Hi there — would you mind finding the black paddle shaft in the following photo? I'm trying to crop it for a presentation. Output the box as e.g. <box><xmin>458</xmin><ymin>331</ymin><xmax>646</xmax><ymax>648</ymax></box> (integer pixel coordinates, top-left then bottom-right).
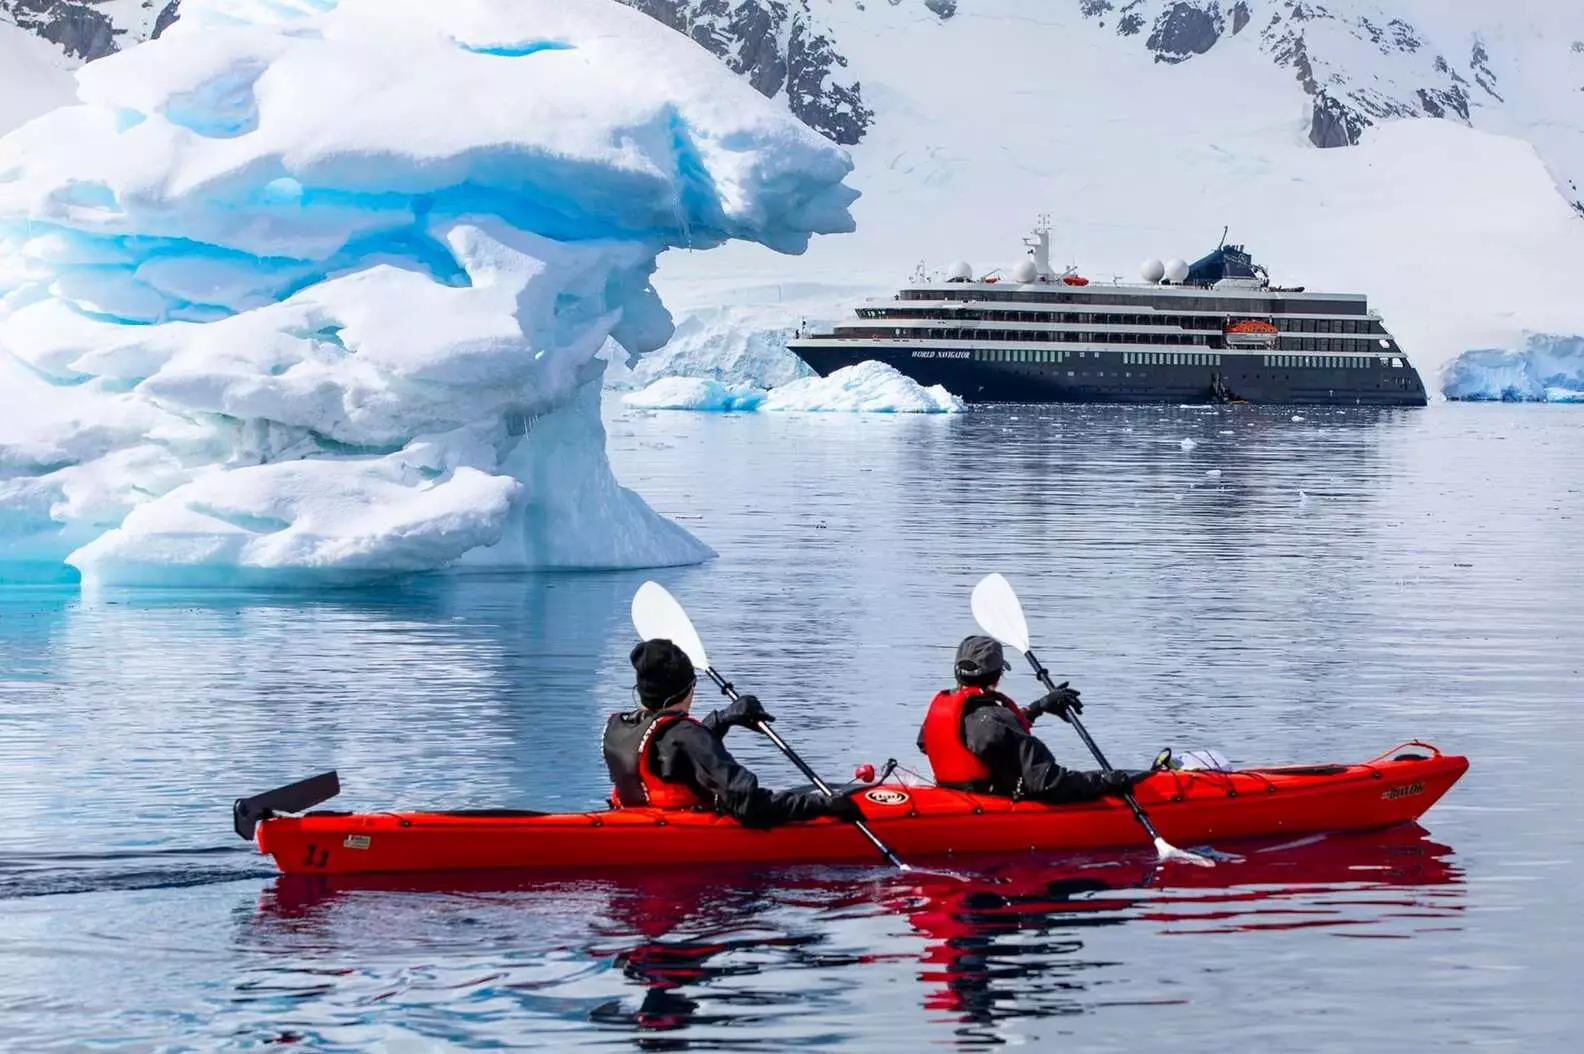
<box><xmin>1023</xmin><ymin>648</ymin><xmax>1166</xmax><ymax>844</ymax></box>
<box><xmin>704</xmin><ymin>667</ymin><xmax>909</xmax><ymax>871</ymax></box>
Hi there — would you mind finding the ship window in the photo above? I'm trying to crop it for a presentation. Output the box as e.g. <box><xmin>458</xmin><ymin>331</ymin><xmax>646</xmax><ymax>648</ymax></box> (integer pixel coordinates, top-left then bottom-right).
<box><xmin>1391</xmin><ymin>357</ymin><xmax>1403</xmax><ymax>368</ymax></box>
<box><xmin>1068</xmin><ymin>370</ymin><xmax>1075</xmax><ymax>377</ymax></box>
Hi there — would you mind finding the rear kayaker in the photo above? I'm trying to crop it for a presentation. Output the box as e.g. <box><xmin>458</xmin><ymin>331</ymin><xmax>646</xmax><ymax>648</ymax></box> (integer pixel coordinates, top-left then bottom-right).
<box><xmin>234</xmin><ymin>742</ymin><xmax>1466</xmax><ymax>877</ymax></box>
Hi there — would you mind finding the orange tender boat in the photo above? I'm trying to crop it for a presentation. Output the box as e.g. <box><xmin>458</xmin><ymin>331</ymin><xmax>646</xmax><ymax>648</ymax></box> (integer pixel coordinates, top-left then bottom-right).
<box><xmin>236</xmin><ymin>743</ymin><xmax>1466</xmax><ymax>876</ymax></box>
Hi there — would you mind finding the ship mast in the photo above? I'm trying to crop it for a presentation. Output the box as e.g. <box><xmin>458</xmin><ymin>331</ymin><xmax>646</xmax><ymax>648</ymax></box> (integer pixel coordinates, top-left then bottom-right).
<box><xmin>1023</xmin><ymin>213</ymin><xmax>1055</xmax><ymax>281</ymax></box>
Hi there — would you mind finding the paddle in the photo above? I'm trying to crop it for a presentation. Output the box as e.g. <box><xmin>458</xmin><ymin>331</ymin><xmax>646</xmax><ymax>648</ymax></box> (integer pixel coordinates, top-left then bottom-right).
<box><xmin>970</xmin><ymin>573</ymin><xmax>1219</xmax><ymax>868</ymax></box>
<box><xmin>630</xmin><ymin>580</ymin><xmax>914</xmax><ymax>873</ymax></box>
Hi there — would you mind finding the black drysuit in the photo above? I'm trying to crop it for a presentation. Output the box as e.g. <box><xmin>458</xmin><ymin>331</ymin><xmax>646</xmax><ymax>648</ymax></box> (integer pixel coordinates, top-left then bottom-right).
<box><xmin>916</xmin><ymin>696</ymin><xmax>1113</xmax><ymax>804</ymax></box>
<box><xmin>606</xmin><ymin>707</ymin><xmax>837</xmax><ymax>828</ymax></box>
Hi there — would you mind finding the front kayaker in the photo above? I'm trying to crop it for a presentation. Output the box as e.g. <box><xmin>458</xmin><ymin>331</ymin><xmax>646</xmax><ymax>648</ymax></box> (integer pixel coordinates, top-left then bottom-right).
<box><xmin>604</xmin><ymin>639</ymin><xmax>863</xmax><ymax>828</ymax></box>
<box><xmin>918</xmin><ymin>635</ymin><xmax>1147</xmax><ymax>803</ymax></box>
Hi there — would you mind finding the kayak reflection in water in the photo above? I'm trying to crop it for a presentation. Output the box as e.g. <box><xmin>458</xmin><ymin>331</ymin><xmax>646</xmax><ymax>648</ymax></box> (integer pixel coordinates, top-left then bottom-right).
<box><xmin>602</xmin><ymin>639</ymin><xmax>862</xmax><ymax>828</ymax></box>
<box><xmin>918</xmin><ymin>635</ymin><xmax>1150</xmax><ymax>803</ymax></box>
<box><xmin>903</xmin><ymin>825</ymin><xmax>1462</xmax><ymax>1039</ymax></box>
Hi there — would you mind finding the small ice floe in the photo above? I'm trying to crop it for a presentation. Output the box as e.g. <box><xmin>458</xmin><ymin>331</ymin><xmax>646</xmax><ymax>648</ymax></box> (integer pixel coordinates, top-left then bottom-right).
<box><xmin>1205</xmin><ymin>468</ymin><xmax>1222</xmax><ymax>477</ymax></box>
<box><xmin>1291</xmin><ymin>415</ymin><xmax>1306</xmax><ymax>422</ymax></box>
<box><xmin>1179</xmin><ymin>438</ymin><xmax>1197</xmax><ymax>451</ymax></box>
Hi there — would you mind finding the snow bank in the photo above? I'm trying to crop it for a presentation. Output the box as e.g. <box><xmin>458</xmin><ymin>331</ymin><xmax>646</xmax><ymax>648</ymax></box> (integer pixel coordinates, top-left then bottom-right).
<box><xmin>0</xmin><ymin>0</ymin><xmax>855</xmax><ymax>585</ymax></box>
<box><xmin>1441</xmin><ymin>334</ymin><xmax>1584</xmax><ymax>402</ymax></box>
<box><xmin>623</xmin><ymin>361</ymin><xmax>964</xmax><ymax>414</ymax></box>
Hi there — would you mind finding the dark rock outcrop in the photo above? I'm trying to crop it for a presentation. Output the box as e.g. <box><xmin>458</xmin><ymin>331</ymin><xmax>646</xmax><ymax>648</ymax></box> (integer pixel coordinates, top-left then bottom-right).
<box><xmin>2</xmin><ymin>0</ymin><xmax>118</xmax><ymax>60</ymax></box>
<box><xmin>1147</xmin><ymin>2</ymin><xmax>1224</xmax><ymax>64</ymax></box>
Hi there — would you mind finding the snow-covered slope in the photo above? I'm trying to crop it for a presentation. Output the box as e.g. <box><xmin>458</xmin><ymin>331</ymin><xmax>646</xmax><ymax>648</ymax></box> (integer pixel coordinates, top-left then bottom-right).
<box><xmin>0</xmin><ymin>0</ymin><xmax>854</xmax><ymax>585</ymax></box>
<box><xmin>647</xmin><ymin>1</ymin><xmax>1584</xmax><ymax>396</ymax></box>
<box><xmin>0</xmin><ymin>17</ymin><xmax>76</xmax><ymax>133</ymax></box>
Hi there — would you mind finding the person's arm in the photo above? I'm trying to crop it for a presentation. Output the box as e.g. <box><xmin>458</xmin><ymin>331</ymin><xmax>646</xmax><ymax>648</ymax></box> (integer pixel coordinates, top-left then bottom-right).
<box><xmin>656</xmin><ymin>722</ymin><xmax>834</xmax><ymax>828</ymax></box>
<box><xmin>963</xmin><ymin>707</ymin><xmax>1114</xmax><ymax>804</ymax></box>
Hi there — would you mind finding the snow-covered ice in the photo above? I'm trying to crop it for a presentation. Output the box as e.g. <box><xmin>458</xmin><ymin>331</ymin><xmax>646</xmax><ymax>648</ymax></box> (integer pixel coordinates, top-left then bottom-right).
<box><xmin>623</xmin><ymin>361</ymin><xmax>964</xmax><ymax>414</ymax></box>
<box><xmin>0</xmin><ymin>0</ymin><xmax>856</xmax><ymax>585</ymax></box>
<box><xmin>1441</xmin><ymin>334</ymin><xmax>1584</xmax><ymax>402</ymax></box>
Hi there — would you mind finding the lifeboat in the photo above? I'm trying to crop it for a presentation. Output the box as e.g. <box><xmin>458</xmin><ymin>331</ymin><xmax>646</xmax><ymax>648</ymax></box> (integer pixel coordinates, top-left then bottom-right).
<box><xmin>1223</xmin><ymin>318</ymin><xmax>1279</xmax><ymax>349</ymax></box>
<box><xmin>1062</xmin><ymin>275</ymin><xmax>1089</xmax><ymax>286</ymax></box>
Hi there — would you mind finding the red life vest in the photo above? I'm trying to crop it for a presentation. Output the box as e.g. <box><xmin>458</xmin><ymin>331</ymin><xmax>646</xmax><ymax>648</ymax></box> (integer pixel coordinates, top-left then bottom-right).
<box><xmin>921</xmin><ymin>686</ymin><xmax>1031</xmax><ymax>787</ymax></box>
<box><xmin>603</xmin><ymin>710</ymin><xmax>707</xmax><ymax>810</ymax></box>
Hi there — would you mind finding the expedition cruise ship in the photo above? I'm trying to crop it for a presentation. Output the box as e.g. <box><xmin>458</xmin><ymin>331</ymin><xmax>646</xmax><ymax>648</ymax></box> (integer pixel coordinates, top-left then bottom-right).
<box><xmin>788</xmin><ymin>222</ymin><xmax>1427</xmax><ymax>406</ymax></box>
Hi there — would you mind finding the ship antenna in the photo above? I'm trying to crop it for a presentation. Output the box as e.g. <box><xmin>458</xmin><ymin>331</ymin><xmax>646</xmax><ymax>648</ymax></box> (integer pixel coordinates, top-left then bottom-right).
<box><xmin>1022</xmin><ymin>213</ymin><xmax>1055</xmax><ymax>281</ymax></box>
<box><xmin>1218</xmin><ymin>224</ymin><xmax>1228</xmax><ymax>250</ymax></box>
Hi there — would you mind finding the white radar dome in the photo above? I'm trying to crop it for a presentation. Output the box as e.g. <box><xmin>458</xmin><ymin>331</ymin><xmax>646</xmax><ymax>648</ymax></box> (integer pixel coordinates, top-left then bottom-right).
<box><xmin>946</xmin><ymin>261</ymin><xmax>973</xmax><ymax>281</ymax></box>
<box><xmin>1164</xmin><ymin>257</ymin><xmax>1189</xmax><ymax>283</ymax></box>
<box><xmin>1011</xmin><ymin>259</ymin><xmax>1039</xmax><ymax>283</ymax></box>
<box><xmin>1141</xmin><ymin>258</ymin><xmax>1166</xmax><ymax>283</ymax></box>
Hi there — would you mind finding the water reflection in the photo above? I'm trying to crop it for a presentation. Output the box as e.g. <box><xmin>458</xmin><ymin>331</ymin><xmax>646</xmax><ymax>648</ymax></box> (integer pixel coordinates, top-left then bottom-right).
<box><xmin>242</xmin><ymin>825</ymin><xmax>1460</xmax><ymax>1048</ymax></box>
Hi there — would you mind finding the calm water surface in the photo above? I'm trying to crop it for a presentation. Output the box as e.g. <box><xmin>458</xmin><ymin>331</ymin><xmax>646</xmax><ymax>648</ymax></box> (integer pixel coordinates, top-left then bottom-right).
<box><xmin>0</xmin><ymin>401</ymin><xmax>1580</xmax><ymax>1050</ymax></box>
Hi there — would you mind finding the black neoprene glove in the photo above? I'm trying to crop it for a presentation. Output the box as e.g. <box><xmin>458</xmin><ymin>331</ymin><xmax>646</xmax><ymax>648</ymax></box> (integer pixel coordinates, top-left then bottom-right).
<box><xmin>826</xmin><ymin>794</ymin><xmax>864</xmax><ymax>824</ymax></box>
<box><xmin>1100</xmin><ymin>769</ymin><xmax>1152</xmax><ymax>794</ymax></box>
<box><xmin>717</xmin><ymin>694</ymin><xmax>774</xmax><ymax>732</ymax></box>
<box><xmin>1027</xmin><ymin>681</ymin><xmax>1083</xmax><ymax>723</ymax></box>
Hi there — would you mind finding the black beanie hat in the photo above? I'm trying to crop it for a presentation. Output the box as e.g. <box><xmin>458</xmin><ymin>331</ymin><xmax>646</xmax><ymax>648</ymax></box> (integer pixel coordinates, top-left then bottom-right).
<box><xmin>630</xmin><ymin>638</ymin><xmax>697</xmax><ymax>708</ymax></box>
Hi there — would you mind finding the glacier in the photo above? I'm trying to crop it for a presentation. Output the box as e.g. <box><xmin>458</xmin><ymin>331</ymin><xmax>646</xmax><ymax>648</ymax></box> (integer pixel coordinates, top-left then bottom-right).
<box><xmin>1441</xmin><ymin>334</ymin><xmax>1584</xmax><ymax>403</ymax></box>
<box><xmin>0</xmin><ymin>0</ymin><xmax>856</xmax><ymax>586</ymax></box>
<box><xmin>623</xmin><ymin>361</ymin><xmax>966</xmax><ymax>413</ymax></box>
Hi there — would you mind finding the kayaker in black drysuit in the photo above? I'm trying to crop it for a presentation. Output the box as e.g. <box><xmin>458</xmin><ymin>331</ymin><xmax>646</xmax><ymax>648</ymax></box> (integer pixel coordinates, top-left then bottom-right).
<box><xmin>603</xmin><ymin>638</ymin><xmax>863</xmax><ymax>828</ymax></box>
<box><xmin>917</xmin><ymin>635</ymin><xmax>1149</xmax><ymax>803</ymax></box>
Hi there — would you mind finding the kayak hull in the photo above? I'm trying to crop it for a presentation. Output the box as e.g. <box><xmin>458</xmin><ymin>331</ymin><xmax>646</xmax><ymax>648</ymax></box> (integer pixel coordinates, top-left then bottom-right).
<box><xmin>254</xmin><ymin>748</ymin><xmax>1467</xmax><ymax>876</ymax></box>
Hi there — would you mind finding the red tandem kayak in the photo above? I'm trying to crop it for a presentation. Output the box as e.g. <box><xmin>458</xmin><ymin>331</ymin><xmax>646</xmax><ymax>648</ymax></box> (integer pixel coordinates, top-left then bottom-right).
<box><xmin>235</xmin><ymin>742</ymin><xmax>1466</xmax><ymax>876</ymax></box>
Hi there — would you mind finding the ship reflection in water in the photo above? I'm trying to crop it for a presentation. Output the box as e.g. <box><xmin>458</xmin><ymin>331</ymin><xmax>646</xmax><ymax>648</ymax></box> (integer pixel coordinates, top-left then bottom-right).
<box><xmin>248</xmin><ymin>824</ymin><xmax>1462</xmax><ymax>1047</ymax></box>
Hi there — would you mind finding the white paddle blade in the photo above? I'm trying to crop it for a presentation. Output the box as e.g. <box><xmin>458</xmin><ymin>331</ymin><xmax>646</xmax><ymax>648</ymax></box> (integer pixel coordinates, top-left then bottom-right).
<box><xmin>630</xmin><ymin>581</ymin><xmax>710</xmax><ymax>670</ymax></box>
<box><xmin>1154</xmin><ymin>836</ymin><xmax>1217</xmax><ymax>868</ymax></box>
<box><xmin>970</xmin><ymin>573</ymin><xmax>1031</xmax><ymax>653</ymax></box>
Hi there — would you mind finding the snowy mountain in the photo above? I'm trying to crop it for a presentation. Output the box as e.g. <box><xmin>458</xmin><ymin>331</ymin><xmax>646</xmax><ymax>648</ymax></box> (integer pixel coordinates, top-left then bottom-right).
<box><xmin>640</xmin><ymin>1</ymin><xmax>1584</xmax><ymax>396</ymax></box>
<box><xmin>11</xmin><ymin>0</ymin><xmax>1581</xmax><ymax>212</ymax></box>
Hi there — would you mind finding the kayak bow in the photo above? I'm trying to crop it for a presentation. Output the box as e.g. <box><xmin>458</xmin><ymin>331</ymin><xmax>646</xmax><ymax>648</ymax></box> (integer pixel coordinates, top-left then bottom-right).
<box><xmin>238</xmin><ymin>743</ymin><xmax>1467</xmax><ymax>877</ymax></box>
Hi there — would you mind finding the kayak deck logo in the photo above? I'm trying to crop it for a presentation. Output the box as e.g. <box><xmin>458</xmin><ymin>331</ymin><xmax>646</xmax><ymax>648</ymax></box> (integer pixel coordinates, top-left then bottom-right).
<box><xmin>864</xmin><ymin>789</ymin><xmax>910</xmax><ymax>806</ymax></box>
<box><xmin>1381</xmin><ymin>781</ymin><xmax>1425</xmax><ymax>801</ymax></box>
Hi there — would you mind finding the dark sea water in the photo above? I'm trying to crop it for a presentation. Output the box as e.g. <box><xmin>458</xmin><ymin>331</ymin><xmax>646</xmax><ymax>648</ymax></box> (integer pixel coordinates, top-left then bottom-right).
<box><xmin>1</xmin><ymin>401</ymin><xmax>1580</xmax><ymax>1051</ymax></box>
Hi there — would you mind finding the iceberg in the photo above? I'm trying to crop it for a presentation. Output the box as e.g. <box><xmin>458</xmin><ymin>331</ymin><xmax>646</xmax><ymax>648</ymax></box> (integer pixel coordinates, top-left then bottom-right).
<box><xmin>623</xmin><ymin>361</ymin><xmax>965</xmax><ymax>414</ymax></box>
<box><xmin>0</xmin><ymin>0</ymin><xmax>856</xmax><ymax>585</ymax></box>
<box><xmin>611</xmin><ymin>280</ymin><xmax>889</xmax><ymax>390</ymax></box>
<box><xmin>1441</xmin><ymin>334</ymin><xmax>1584</xmax><ymax>403</ymax></box>
<box><xmin>623</xmin><ymin>378</ymin><xmax>768</xmax><ymax>413</ymax></box>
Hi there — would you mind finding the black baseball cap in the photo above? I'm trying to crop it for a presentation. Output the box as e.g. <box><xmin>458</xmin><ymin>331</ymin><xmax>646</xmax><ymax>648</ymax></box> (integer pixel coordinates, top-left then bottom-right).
<box><xmin>631</xmin><ymin>638</ymin><xmax>697</xmax><ymax>708</ymax></box>
<box><xmin>954</xmin><ymin>635</ymin><xmax>1009</xmax><ymax>680</ymax></box>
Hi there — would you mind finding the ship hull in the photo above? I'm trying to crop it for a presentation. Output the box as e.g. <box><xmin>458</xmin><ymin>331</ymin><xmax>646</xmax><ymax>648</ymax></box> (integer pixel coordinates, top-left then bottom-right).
<box><xmin>791</xmin><ymin>344</ymin><xmax>1428</xmax><ymax>407</ymax></box>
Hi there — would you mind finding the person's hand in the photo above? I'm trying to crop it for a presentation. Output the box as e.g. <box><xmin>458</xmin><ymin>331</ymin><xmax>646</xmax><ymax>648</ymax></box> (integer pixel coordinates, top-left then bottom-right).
<box><xmin>719</xmin><ymin>694</ymin><xmax>773</xmax><ymax>732</ymax></box>
<box><xmin>1101</xmin><ymin>769</ymin><xmax>1151</xmax><ymax>794</ymax></box>
<box><xmin>1027</xmin><ymin>682</ymin><xmax>1083</xmax><ymax>723</ymax></box>
<box><xmin>827</xmin><ymin>794</ymin><xmax>864</xmax><ymax>823</ymax></box>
